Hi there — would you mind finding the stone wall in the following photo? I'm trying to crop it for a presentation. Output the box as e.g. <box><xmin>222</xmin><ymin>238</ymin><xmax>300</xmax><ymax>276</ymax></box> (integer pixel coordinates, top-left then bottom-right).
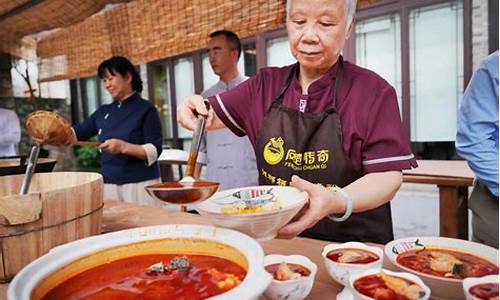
<box><xmin>0</xmin><ymin>97</ymin><xmax>78</xmax><ymax>171</ymax></box>
<box><xmin>472</xmin><ymin>0</ymin><xmax>490</xmax><ymax>70</ymax></box>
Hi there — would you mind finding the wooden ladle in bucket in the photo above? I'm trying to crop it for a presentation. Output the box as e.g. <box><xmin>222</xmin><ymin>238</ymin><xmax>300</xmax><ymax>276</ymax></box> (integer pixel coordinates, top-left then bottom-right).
<box><xmin>145</xmin><ymin>115</ymin><xmax>219</xmax><ymax>210</ymax></box>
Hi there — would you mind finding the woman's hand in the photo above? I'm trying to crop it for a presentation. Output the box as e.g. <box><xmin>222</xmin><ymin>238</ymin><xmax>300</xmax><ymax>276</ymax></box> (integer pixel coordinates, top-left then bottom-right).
<box><xmin>99</xmin><ymin>138</ymin><xmax>128</xmax><ymax>154</ymax></box>
<box><xmin>177</xmin><ymin>95</ymin><xmax>224</xmax><ymax>131</ymax></box>
<box><xmin>277</xmin><ymin>175</ymin><xmax>344</xmax><ymax>239</ymax></box>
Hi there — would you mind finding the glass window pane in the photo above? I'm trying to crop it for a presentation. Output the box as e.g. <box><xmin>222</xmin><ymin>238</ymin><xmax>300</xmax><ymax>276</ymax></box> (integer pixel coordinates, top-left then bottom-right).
<box><xmin>267</xmin><ymin>36</ymin><xmax>296</xmax><ymax>67</ymax></box>
<box><xmin>85</xmin><ymin>78</ymin><xmax>98</xmax><ymax>116</ymax></box>
<box><xmin>241</xmin><ymin>43</ymin><xmax>257</xmax><ymax>77</ymax></box>
<box><xmin>409</xmin><ymin>2</ymin><xmax>464</xmax><ymax>142</ymax></box>
<box><xmin>202</xmin><ymin>53</ymin><xmax>219</xmax><ymax>91</ymax></box>
<box><xmin>356</xmin><ymin>14</ymin><xmax>402</xmax><ymax>116</ymax></box>
<box><xmin>152</xmin><ymin>64</ymin><xmax>173</xmax><ymax>140</ymax></box>
<box><xmin>174</xmin><ymin>57</ymin><xmax>195</xmax><ymax>140</ymax></box>
<box><xmin>99</xmin><ymin>79</ymin><xmax>113</xmax><ymax>104</ymax></box>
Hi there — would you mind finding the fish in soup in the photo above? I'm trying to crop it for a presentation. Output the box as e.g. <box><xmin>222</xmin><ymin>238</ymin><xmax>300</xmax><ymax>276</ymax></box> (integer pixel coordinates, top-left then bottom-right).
<box><xmin>354</xmin><ymin>272</ymin><xmax>426</xmax><ymax>300</ymax></box>
<box><xmin>41</xmin><ymin>254</ymin><xmax>246</xmax><ymax>300</ymax></box>
<box><xmin>396</xmin><ymin>247</ymin><xmax>498</xmax><ymax>279</ymax></box>
<box><xmin>265</xmin><ymin>262</ymin><xmax>310</xmax><ymax>281</ymax></box>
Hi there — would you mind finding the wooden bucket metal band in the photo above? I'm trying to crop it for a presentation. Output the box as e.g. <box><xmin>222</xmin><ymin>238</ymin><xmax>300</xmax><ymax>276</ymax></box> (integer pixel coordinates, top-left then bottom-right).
<box><xmin>0</xmin><ymin>203</ymin><xmax>104</xmax><ymax>239</ymax></box>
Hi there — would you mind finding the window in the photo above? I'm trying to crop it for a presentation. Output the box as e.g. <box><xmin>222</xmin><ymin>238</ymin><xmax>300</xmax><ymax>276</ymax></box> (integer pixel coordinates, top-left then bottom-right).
<box><xmin>267</xmin><ymin>36</ymin><xmax>296</xmax><ymax>67</ymax></box>
<box><xmin>99</xmin><ymin>79</ymin><xmax>113</xmax><ymax>105</ymax></box>
<box><xmin>356</xmin><ymin>14</ymin><xmax>402</xmax><ymax>115</ymax></box>
<box><xmin>84</xmin><ymin>77</ymin><xmax>98</xmax><ymax>115</ymax></box>
<box><xmin>202</xmin><ymin>54</ymin><xmax>218</xmax><ymax>91</ymax></box>
<box><xmin>353</xmin><ymin>0</ymin><xmax>470</xmax><ymax>158</ymax></box>
<box><xmin>151</xmin><ymin>64</ymin><xmax>174</xmax><ymax>142</ymax></box>
<box><xmin>174</xmin><ymin>57</ymin><xmax>195</xmax><ymax>150</ymax></box>
<box><xmin>409</xmin><ymin>2</ymin><xmax>464</xmax><ymax>142</ymax></box>
<box><xmin>241</xmin><ymin>43</ymin><xmax>257</xmax><ymax>77</ymax></box>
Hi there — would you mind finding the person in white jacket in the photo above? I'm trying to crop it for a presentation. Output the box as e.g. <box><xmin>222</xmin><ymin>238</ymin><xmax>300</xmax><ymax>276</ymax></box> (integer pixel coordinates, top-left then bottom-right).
<box><xmin>0</xmin><ymin>108</ymin><xmax>21</xmax><ymax>157</ymax></box>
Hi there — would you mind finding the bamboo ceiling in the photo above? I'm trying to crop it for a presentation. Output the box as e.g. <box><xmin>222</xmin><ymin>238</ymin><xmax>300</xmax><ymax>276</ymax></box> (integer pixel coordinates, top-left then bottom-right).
<box><xmin>37</xmin><ymin>0</ymin><xmax>287</xmax><ymax>82</ymax></box>
<box><xmin>1</xmin><ymin>0</ymin><xmax>378</xmax><ymax>82</ymax></box>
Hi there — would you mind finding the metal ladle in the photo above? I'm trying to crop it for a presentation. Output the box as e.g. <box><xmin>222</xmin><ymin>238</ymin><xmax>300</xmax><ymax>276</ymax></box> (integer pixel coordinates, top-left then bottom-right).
<box><xmin>20</xmin><ymin>143</ymin><xmax>41</xmax><ymax>195</ymax></box>
<box><xmin>145</xmin><ymin>115</ymin><xmax>219</xmax><ymax>210</ymax></box>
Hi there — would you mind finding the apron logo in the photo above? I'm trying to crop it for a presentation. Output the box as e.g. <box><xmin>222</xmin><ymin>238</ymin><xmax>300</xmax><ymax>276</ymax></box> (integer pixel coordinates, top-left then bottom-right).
<box><xmin>263</xmin><ymin>137</ymin><xmax>285</xmax><ymax>165</ymax></box>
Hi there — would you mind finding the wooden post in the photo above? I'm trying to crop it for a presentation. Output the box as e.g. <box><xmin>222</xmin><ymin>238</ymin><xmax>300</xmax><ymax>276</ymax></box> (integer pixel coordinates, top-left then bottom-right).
<box><xmin>438</xmin><ymin>185</ymin><xmax>469</xmax><ymax>239</ymax></box>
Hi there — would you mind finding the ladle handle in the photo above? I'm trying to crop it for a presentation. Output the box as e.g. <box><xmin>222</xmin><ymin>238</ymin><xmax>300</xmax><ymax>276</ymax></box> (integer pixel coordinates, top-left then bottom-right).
<box><xmin>185</xmin><ymin>115</ymin><xmax>206</xmax><ymax>177</ymax></box>
<box><xmin>73</xmin><ymin>141</ymin><xmax>101</xmax><ymax>147</ymax></box>
<box><xmin>20</xmin><ymin>143</ymin><xmax>40</xmax><ymax>195</ymax></box>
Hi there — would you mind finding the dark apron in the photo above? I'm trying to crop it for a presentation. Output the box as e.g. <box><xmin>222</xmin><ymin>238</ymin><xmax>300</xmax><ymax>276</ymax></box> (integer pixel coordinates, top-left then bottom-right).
<box><xmin>254</xmin><ymin>57</ymin><xmax>393</xmax><ymax>243</ymax></box>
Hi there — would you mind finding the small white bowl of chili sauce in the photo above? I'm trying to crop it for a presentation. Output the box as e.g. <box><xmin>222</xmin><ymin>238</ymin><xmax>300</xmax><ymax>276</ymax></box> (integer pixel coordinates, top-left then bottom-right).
<box><xmin>263</xmin><ymin>254</ymin><xmax>317</xmax><ymax>300</ymax></box>
<box><xmin>322</xmin><ymin>242</ymin><xmax>383</xmax><ymax>287</ymax></box>
<box><xmin>350</xmin><ymin>269</ymin><xmax>431</xmax><ymax>300</ymax></box>
<box><xmin>463</xmin><ymin>275</ymin><xmax>499</xmax><ymax>300</ymax></box>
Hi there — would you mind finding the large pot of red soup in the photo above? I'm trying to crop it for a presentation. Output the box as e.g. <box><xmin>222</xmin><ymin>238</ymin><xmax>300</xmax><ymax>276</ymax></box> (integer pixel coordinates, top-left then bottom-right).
<box><xmin>8</xmin><ymin>224</ymin><xmax>273</xmax><ymax>300</ymax></box>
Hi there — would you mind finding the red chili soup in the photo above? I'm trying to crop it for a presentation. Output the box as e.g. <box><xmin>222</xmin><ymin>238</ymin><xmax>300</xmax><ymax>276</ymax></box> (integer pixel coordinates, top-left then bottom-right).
<box><xmin>396</xmin><ymin>248</ymin><xmax>498</xmax><ymax>279</ymax></box>
<box><xmin>469</xmin><ymin>283</ymin><xmax>499</xmax><ymax>300</ymax></box>
<box><xmin>354</xmin><ymin>273</ymin><xmax>425</xmax><ymax>300</ymax></box>
<box><xmin>265</xmin><ymin>262</ymin><xmax>310</xmax><ymax>281</ymax></box>
<box><xmin>327</xmin><ymin>248</ymin><xmax>379</xmax><ymax>264</ymax></box>
<box><xmin>41</xmin><ymin>254</ymin><xmax>246</xmax><ymax>300</ymax></box>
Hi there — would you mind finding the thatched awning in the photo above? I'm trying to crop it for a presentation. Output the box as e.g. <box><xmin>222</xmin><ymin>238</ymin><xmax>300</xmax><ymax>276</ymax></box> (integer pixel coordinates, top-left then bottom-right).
<box><xmin>36</xmin><ymin>0</ymin><xmax>287</xmax><ymax>82</ymax></box>
<box><xmin>0</xmin><ymin>0</ymin><xmax>130</xmax><ymax>59</ymax></box>
<box><xmin>1</xmin><ymin>0</ymin><xmax>379</xmax><ymax>82</ymax></box>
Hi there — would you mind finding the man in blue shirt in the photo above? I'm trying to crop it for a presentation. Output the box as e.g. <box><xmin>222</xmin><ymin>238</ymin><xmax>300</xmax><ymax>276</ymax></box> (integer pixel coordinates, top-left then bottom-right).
<box><xmin>456</xmin><ymin>50</ymin><xmax>499</xmax><ymax>248</ymax></box>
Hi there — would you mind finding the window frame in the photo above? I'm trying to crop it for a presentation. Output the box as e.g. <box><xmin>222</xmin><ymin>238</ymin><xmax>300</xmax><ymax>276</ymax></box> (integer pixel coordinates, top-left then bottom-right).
<box><xmin>347</xmin><ymin>0</ymin><xmax>473</xmax><ymax>139</ymax></box>
<box><xmin>145</xmin><ymin>0</ymin><xmax>472</xmax><ymax>149</ymax></box>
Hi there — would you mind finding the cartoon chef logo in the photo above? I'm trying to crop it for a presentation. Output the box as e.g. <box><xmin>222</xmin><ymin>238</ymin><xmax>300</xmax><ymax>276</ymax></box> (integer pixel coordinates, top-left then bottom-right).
<box><xmin>263</xmin><ymin>137</ymin><xmax>285</xmax><ymax>165</ymax></box>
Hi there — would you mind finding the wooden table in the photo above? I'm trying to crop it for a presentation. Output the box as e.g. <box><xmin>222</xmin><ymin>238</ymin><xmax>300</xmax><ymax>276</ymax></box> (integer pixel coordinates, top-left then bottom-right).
<box><xmin>0</xmin><ymin>200</ymin><xmax>395</xmax><ymax>300</ymax></box>
<box><xmin>102</xmin><ymin>200</ymin><xmax>344</xmax><ymax>299</ymax></box>
<box><xmin>403</xmin><ymin>160</ymin><xmax>474</xmax><ymax>240</ymax></box>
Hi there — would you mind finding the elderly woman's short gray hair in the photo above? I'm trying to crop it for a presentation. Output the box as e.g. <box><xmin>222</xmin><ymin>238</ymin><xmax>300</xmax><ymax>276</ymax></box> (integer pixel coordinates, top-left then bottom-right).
<box><xmin>286</xmin><ymin>0</ymin><xmax>357</xmax><ymax>27</ymax></box>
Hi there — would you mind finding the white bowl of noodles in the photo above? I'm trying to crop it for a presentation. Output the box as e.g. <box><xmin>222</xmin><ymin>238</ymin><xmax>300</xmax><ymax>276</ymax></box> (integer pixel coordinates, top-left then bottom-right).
<box><xmin>195</xmin><ymin>186</ymin><xmax>308</xmax><ymax>241</ymax></box>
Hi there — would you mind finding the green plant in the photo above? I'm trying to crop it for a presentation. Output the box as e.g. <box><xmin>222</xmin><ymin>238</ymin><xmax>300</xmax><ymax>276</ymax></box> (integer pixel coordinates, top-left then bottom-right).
<box><xmin>75</xmin><ymin>145</ymin><xmax>101</xmax><ymax>171</ymax></box>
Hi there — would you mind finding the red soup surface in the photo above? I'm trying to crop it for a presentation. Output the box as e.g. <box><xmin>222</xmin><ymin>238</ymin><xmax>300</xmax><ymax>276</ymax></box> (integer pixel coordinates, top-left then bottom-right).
<box><xmin>469</xmin><ymin>282</ymin><xmax>499</xmax><ymax>300</ymax></box>
<box><xmin>265</xmin><ymin>262</ymin><xmax>310</xmax><ymax>281</ymax></box>
<box><xmin>354</xmin><ymin>273</ymin><xmax>424</xmax><ymax>300</ymax></box>
<box><xmin>396</xmin><ymin>248</ymin><xmax>498</xmax><ymax>279</ymax></box>
<box><xmin>327</xmin><ymin>248</ymin><xmax>379</xmax><ymax>264</ymax></box>
<box><xmin>42</xmin><ymin>254</ymin><xmax>246</xmax><ymax>300</ymax></box>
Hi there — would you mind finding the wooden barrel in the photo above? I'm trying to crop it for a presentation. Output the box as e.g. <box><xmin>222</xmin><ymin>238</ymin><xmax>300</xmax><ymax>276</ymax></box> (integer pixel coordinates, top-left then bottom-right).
<box><xmin>0</xmin><ymin>172</ymin><xmax>103</xmax><ymax>282</ymax></box>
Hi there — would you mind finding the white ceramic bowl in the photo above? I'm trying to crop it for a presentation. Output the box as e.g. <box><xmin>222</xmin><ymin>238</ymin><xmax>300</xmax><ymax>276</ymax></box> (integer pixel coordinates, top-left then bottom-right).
<box><xmin>196</xmin><ymin>186</ymin><xmax>308</xmax><ymax>241</ymax></box>
<box><xmin>385</xmin><ymin>236</ymin><xmax>499</xmax><ymax>300</ymax></box>
<box><xmin>322</xmin><ymin>242</ymin><xmax>383</xmax><ymax>286</ymax></box>
<box><xmin>263</xmin><ymin>254</ymin><xmax>317</xmax><ymax>300</ymax></box>
<box><xmin>463</xmin><ymin>275</ymin><xmax>499</xmax><ymax>300</ymax></box>
<box><xmin>350</xmin><ymin>269</ymin><xmax>431</xmax><ymax>300</ymax></box>
<box><xmin>8</xmin><ymin>224</ymin><xmax>273</xmax><ymax>300</ymax></box>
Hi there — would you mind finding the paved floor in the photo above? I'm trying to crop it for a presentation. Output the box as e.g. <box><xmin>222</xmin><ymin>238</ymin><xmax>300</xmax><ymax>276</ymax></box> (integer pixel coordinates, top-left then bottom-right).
<box><xmin>391</xmin><ymin>183</ymin><xmax>472</xmax><ymax>239</ymax></box>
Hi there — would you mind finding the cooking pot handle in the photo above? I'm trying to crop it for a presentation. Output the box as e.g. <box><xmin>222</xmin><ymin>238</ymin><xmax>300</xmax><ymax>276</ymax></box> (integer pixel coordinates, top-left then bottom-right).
<box><xmin>0</xmin><ymin>193</ymin><xmax>42</xmax><ymax>225</ymax></box>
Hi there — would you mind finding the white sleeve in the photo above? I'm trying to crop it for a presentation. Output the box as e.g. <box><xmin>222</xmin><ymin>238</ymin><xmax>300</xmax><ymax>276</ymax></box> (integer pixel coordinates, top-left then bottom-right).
<box><xmin>141</xmin><ymin>143</ymin><xmax>158</xmax><ymax>166</ymax></box>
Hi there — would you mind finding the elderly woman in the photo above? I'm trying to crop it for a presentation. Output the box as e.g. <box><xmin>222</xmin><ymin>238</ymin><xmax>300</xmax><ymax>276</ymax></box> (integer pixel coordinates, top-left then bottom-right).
<box><xmin>73</xmin><ymin>56</ymin><xmax>163</xmax><ymax>207</ymax></box>
<box><xmin>178</xmin><ymin>0</ymin><xmax>416</xmax><ymax>243</ymax></box>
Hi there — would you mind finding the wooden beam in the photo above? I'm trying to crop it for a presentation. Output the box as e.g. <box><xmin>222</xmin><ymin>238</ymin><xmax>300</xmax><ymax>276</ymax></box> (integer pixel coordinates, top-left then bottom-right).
<box><xmin>0</xmin><ymin>0</ymin><xmax>44</xmax><ymax>23</ymax></box>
